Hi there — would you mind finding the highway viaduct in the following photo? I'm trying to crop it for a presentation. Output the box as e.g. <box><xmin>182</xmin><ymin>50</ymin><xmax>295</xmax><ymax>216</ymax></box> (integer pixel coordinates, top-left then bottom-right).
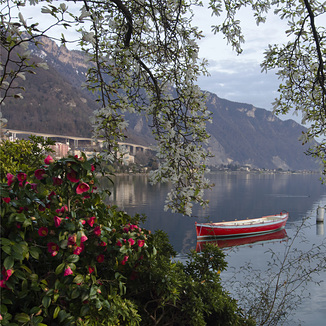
<box><xmin>5</xmin><ymin>129</ymin><xmax>152</xmax><ymax>156</ymax></box>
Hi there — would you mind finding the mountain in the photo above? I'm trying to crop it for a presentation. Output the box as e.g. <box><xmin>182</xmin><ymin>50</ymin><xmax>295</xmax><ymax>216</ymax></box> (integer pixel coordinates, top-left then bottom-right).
<box><xmin>1</xmin><ymin>38</ymin><xmax>318</xmax><ymax>170</ymax></box>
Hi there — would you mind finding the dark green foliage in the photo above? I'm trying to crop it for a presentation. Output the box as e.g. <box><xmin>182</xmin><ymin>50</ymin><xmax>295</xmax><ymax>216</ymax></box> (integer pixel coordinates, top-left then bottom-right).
<box><xmin>0</xmin><ymin>140</ymin><xmax>255</xmax><ymax>325</ymax></box>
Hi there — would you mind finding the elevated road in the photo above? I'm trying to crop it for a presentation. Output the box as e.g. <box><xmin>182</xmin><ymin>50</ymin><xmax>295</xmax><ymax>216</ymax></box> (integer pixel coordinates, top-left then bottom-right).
<box><xmin>6</xmin><ymin>129</ymin><xmax>152</xmax><ymax>154</ymax></box>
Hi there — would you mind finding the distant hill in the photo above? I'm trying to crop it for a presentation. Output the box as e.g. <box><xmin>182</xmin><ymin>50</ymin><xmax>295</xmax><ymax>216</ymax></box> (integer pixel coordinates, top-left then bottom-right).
<box><xmin>2</xmin><ymin>37</ymin><xmax>318</xmax><ymax>170</ymax></box>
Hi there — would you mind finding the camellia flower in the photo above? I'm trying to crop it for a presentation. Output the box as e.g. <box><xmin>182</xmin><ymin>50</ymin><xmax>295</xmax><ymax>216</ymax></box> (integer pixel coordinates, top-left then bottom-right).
<box><xmin>53</xmin><ymin>177</ymin><xmax>63</xmax><ymax>185</ymax></box>
<box><xmin>0</xmin><ymin>280</ymin><xmax>7</xmax><ymax>288</ymax></box>
<box><xmin>76</xmin><ymin>182</ymin><xmax>90</xmax><ymax>194</ymax></box>
<box><xmin>94</xmin><ymin>226</ymin><xmax>101</xmax><ymax>236</ymax></box>
<box><xmin>138</xmin><ymin>240</ymin><xmax>145</xmax><ymax>247</ymax></box>
<box><xmin>128</xmin><ymin>238</ymin><xmax>135</xmax><ymax>246</ymax></box>
<box><xmin>64</xmin><ymin>266</ymin><xmax>73</xmax><ymax>276</ymax></box>
<box><xmin>2</xmin><ymin>268</ymin><xmax>13</xmax><ymax>281</ymax></box>
<box><xmin>96</xmin><ymin>254</ymin><xmax>104</xmax><ymax>263</ymax></box>
<box><xmin>54</xmin><ymin>216</ymin><xmax>62</xmax><ymax>227</ymax></box>
<box><xmin>68</xmin><ymin>235</ymin><xmax>77</xmax><ymax>246</ymax></box>
<box><xmin>44</xmin><ymin>155</ymin><xmax>54</xmax><ymax>165</ymax></box>
<box><xmin>38</xmin><ymin>226</ymin><xmax>49</xmax><ymax>237</ymax></box>
<box><xmin>67</xmin><ymin>170</ymin><xmax>79</xmax><ymax>183</ymax></box>
<box><xmin>91</xmin><ymin>164</ymin><xmax>95</xmax><ymax>172</ymax></box>
<box><xmin>6</xmin><ymin>173</ymin><xmax>14</xmax><ymax>186</ymax></box>
<box><xmin>116</xmin><ymin>240</ymin><xmax>122</xmax><ymax>247</ymax></box>
<box><xmin>2</xmin><ymin>197</ymin><xmax>10</xmax><ymax>204</ymax></box>
<box><xmin>121</xmin><ymin>255</ymin><xmax>129</xmax><ymax>265</ymax></box>
<box><xmin>99</xmin><ymin>241</ymin><xmax>107</xmax><ymax>246</ymax></box>
<box><xmin>34</xmin><ymin>169</ymin><xmax>46</xmax><ymax>180</ymax></box>
<box><xmin>47</xmin><ymin>242</ymin><xmax>59</xmax><ymax>256</ymax></box>
<box><xmin>17</xmin><ymin>172</ymin><xmax>27</xmax><ymax>182</ymax></box>
<box><xmin>87</xmin><ymin>216</ymin><xmax>96</xmax><ymax>227</ymax></box>
<box><xmin>74</xmin><ymin>244</ymin><xmax>84</xmax><ymax>255</ymax></box>
<box><xmin>80</xmin><ymin>235</ymin><xmax>88</xmax><ymax>243</ymax></box>
<box><xmin>88</xmin><ymin>266</ymin><xmax>95</xmax><ymax>274</ymax></box>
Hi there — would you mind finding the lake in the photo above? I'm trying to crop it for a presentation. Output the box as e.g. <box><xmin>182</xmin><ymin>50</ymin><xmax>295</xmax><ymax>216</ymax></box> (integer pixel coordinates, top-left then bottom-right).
<box><xmin>104</xmin><ymin>172</ymin><xmax>326</xmax><ymax>325</ymax></box>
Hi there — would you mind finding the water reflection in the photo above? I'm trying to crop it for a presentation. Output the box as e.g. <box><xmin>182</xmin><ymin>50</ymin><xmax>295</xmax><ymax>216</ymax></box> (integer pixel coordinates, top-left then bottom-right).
<box><xmin>103</xmin><ymin>172</ymin><xmax>326</xmax><ymax>325</ymax></box>
<box><xmin>196</xmin><ymin>229</ymin><xmax>288</xmax><ymax>251</ymax></box>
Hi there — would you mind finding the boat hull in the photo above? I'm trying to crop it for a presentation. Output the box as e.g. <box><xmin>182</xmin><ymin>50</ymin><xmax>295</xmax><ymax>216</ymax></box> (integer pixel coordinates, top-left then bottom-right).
<box><xmin>195</xmin><ymin>212</ymin><xmax>288</xmax><ymax>238</ymax></box>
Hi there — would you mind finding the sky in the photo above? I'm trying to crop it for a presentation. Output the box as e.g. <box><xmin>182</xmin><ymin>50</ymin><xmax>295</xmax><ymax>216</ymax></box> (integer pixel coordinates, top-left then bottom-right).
<box><xmin>192</xmin><ymin>4</ymin><xmax>293</xmax><ymax>119</ymax></box>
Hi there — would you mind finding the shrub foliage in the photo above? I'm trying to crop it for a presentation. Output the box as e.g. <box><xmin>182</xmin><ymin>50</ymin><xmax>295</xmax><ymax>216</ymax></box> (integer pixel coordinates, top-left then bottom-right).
<box><xmin>0</xmin><ymin>143</ymin><xmax>254</xmax><ymax>325</ymax></box>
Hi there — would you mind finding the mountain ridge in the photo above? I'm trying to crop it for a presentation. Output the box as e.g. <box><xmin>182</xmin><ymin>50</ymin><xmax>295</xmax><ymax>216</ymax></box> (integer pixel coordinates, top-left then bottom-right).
<box><xmin>1</xmin><ymin>38</ymin><xmax>318</xmax><ymax>170</ymax></box>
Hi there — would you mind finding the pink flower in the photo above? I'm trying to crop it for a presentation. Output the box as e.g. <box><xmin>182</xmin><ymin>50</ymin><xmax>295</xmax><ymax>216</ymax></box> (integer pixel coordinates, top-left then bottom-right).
<box><xmin>47</xmin><ymin>242</ymin><xmax>59</xmax><ymax>256</ymax></box>
<box><xmin>116</xmin><ymin>240</ymin><xmax>122</xmax><ymax>247</ymax></box>
<box><xmin>87</xmin><ymin>216</ymin><xmax>96</xmax><ymax>227</ymax></box>
<box><xmin>91</xmin><ymin>165</ymin><xmax>95</xmax><ymax>172</ymax></box>
<box><xmin>17</xmin><ymin>172</ymin><xmax>27</xmax><ymax>182</ymax></box>
<box><xmin>2</xmin><ymin>268</ymin><xmax>13</xmax><ymax>281</ymax></box>
<box><xmin>2</xmin><ymin>197</ymin><xmax>10</xmax><ymax>203</ymax></box>
<box><xmin>76</xmin><ymin>182</ymin><xmax>90</xmax><ymax>195</ymax></box>
<box><xmin>80</xmin><ymin>235</ymin><xmax>88</xmax><ymax>243</ymax></box>
<box><xmin>128</xmin><ymin>238</ymin><xmax>135</xmax><ymax>246</ymax></box>
<box><xmin>88</xmin><ymin>266</ymin><xmax>95</xmax><ymax>274</ymax></box>
<box><xmin>73</xmin><ymin>244</ymin><xmax>84</xmax><ymax>255</ymax></box>
<box><xmin>94</xmin><ymin>226</ymin><xmax>101</xmax><ymax>236</ymax></box>
<box><xmin>99</xmin><ymin>241</ymin><xmax>107</xmax><ymax>246</ymax></box>
<box><xmin>68</xmin><ymin>235</ymin><xmax>77</xmax><ymax>245</ymax></box>
<box><xmin>121</xmin><ymin>255</ymin><xmax>129</xmax><ymax>265</ymax></box>
<box><xmin>54</xmin><ymin>216</ymin><xmax>62</xmax><ymax>227</ymax></box>
<box><xmin>53</xmin><ymin>177</ymin><xmax>63</xmax><ymax>185</ymax></box>
<box><xmin>44</xmin><ymin>155</ymin><xmax>54</xmax><ymax>165</ymax></box>
<box><xmin>0</xmin><ymin>280</ymin><xmax>7</xmax><ymax>288</ymax></box>
<box><xmin>6</xmin><ymin>173</ymin><xmax>14</xmax><ymax>186</ymax></box>
<box><xmin>35</xmin><ymin>169</ymin><xmax>46</xmax><ymax>180</ymax></box>
<box><xmin>67</xmin><ymin>170</ymin><xmax>79</xmax><ymax>183</ymax></box>
<box><xmin>96</xmin><ymin>254</ymin><xmax>104</xmax><ymax>263</ymax></box>
<box><xmin>38</xmin><ymin>227</ymin><xmax>49</xmax><ymax>237</ymax></box>
<box><xmin>64</xmin><ymin>266</ymin><xmax>73</xmax><ymax>276</ymax></box>
<box><xmin>138</xmin><ymin>240</ymin><xmax>145</xmax><ymax>247</ymax></box>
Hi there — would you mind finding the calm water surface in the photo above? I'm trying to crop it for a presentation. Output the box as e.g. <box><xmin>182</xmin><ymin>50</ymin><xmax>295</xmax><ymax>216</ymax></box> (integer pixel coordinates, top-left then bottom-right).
<box><xmin>105</xmin><ymin>172</ymin><xmax>326</xmax><ymax>325</ymax></box>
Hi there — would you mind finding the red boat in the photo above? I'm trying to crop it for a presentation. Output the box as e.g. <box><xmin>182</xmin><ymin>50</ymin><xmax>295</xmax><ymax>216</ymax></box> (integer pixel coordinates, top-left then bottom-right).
<box><xmin>195</xmin><ymin>212</ymin><xmax>289</xmax><ymax>239</ymax></box>
<box><xmin>196</xmin><ymin>229</ymin><xmax>288</xmax><ymax>251</ymax></box>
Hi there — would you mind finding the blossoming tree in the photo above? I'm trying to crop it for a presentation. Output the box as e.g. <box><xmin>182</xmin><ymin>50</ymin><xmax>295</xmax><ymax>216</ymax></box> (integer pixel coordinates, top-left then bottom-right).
<box><xmin>1</xmin><ymin>0</ymin><xmax>213</xmax><ymax>216</ymax></box>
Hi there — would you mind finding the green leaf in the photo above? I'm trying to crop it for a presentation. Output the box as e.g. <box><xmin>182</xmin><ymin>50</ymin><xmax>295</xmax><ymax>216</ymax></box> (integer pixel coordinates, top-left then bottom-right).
<box><xmin>55</xmin><ymin>263</ymin><xmax>65</xmax><ymax>275</ymax></box>
<box><xmin>29</xmin><ymin>274</ymin><xmax>38</xmax><ymax>282</ymax></box>
<box><xmin>71</xmin><ymin>288</ymin><xmax>80</xmax><ymax>299</ymax></box>
<box><xmin>67</xmin><ymin>254</ymin><xmax>79</xmax><ymax>263</ymax></box>
<box><xmin>4</xmin><ymin>256</ymin><xmax>14</xmax><ymax>269</ymax></box>
<box><xmin>42</xmin><ymin>296</ymin><xmax>51</xmax><ymax>309</ymax></box>
<box><xmin>2</xmin><ymin>245</ymin><xmax>11</xmax><ymax>255</ymax></box>
<box><xmin>0</xmin><ymin>238</ymin><xmax>12</xmax><ymax>246</ymax></box>
<box><xmin>15</xmin><ymin>213</ymin><xmax>27</xmax><ymax>222</ymax></box>
<box><xmin>53</xmin><ymin>306</ymin><xmax>60</xmax><ymax>319</ymax></box>
<box><xmin>80</xmin><ymin>304</ymin><xmax>90</xmax><ymax>316</ymax></box>
<box><xmin>73</xmin><ymin>274</ymin><xmax>84</xmax><ymax>284</ymax></box>
<box><xmin>15</xmin><ymin>313</ymin><xmax>30</xmax><ymax>322</ymax></box>
<box><xmin>29</xmin><ymin>246</ymin><xmax>41</xmax><ymax>259</ymax></box>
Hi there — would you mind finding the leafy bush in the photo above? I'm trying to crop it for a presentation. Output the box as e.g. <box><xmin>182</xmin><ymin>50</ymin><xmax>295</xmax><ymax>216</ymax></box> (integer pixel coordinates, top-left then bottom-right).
<box><xmin>0</xmin><ymin>136</ymin><xmax>55</xmax><ymax>183</ymax></box>
<box><xmin>0</xmin><ymin>151</ymin><xmax>255</xmax><ymax>325</ymax></box>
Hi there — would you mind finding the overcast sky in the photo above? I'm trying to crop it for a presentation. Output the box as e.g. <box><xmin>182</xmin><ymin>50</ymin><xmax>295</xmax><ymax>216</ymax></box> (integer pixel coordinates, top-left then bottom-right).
<box><xmin>192</xmin><ymin>4</ymin><xmax>295</xmax><ymax>120</ymax></box>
